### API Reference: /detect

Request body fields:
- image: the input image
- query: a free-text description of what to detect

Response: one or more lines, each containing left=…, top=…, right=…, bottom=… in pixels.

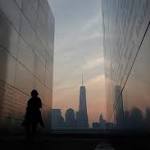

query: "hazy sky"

left=49, top=0, right=106, bottom=125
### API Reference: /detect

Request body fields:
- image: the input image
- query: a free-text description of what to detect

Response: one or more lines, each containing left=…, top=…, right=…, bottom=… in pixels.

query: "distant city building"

left=51, top=109, right=65, bottom=129
left=99, top=114, right=106, bottom=129
left=92, top=113, right=106, bottom=129
left=92, top=122, right=100, bottom=129
left=77, top=75, right=89, bottom=128
left=65, top=108, right=76, bottom=128
left=114, top=85, right=124, bottom=128
left=76, top=111, right=80, bottom=127
left=124, top=110, right=131, bottom=129
left=105, top=122, right=115, bottom=130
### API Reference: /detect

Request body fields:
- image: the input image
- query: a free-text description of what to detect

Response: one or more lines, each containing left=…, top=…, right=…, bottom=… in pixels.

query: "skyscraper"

left=65, top=108, right=76, bottom=128
left=77, top=75, right=89, bottom=128
left=51, top=109, right=65, bottom=129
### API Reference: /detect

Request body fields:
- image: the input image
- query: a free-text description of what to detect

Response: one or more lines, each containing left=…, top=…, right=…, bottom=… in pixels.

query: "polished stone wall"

left=0, top=0, right=54, bottom=130
left=102, top=0, right=150, bottom=129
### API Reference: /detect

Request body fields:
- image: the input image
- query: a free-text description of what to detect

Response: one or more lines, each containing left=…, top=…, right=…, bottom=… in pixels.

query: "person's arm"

left=39, top=98, right=42, bottom=108
left=26, top=100, right=30, bottom=110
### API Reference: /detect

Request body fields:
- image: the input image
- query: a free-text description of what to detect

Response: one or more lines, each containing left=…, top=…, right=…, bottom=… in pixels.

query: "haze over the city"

left=49, top=0, right=106, bottom=125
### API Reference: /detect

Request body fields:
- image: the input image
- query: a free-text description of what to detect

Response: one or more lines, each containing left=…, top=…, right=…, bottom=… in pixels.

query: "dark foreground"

left=0, top=131, right=150, bottom=150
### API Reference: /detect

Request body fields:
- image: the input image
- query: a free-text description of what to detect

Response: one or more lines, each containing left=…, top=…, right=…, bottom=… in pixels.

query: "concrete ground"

left=0, top=133, right=150, bottom=150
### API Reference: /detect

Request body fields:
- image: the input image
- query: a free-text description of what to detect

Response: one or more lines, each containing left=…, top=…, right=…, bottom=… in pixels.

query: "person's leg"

left=32, top=123, right=37, bottom=136
left=25, top=124, right=31, bottom=140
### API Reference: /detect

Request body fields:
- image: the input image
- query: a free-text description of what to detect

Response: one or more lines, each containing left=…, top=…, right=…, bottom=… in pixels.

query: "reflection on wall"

left=102, top=0, right=150, bottom=129
left=114, top=85, right=124, bottom=128
left=0, top=0, right=54, bottom=130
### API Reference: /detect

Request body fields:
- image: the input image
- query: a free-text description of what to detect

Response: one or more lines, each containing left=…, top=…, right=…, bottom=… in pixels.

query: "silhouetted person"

left=22, top=89, right=44, bottom=139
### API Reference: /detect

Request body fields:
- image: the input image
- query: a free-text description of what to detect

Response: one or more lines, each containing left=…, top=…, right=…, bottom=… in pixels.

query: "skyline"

left=49, top=0, right=107, bottom=125
left=51, top=107, right=108, bottom=129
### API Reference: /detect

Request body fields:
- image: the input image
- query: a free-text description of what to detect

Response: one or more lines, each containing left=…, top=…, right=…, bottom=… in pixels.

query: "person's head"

left=31, top=89, right=39, bottom=97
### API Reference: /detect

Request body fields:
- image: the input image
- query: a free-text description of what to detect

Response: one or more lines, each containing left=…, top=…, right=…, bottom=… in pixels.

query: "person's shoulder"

left=37, top=97, right=41, bottom=101
left=28, top=98, right=32, bottom=101
left=27, top=98, right=32, bottom=104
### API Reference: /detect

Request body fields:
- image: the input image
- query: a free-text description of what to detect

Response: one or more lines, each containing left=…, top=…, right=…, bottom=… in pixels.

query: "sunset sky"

left=49, top=0, right=106, bottom=125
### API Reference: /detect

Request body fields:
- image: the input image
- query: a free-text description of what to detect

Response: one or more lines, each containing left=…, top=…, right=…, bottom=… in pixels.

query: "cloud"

left=82, top=15, right=100, bottom=32
left=87, top=74, right=105, bottom=85
left=83, top=57, right=104, bottom=70
left=54, top=11, right=102, bottom=54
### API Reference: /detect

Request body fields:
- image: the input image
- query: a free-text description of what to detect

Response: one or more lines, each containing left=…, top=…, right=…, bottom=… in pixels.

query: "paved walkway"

left=0, top=134, right=149, bottom=150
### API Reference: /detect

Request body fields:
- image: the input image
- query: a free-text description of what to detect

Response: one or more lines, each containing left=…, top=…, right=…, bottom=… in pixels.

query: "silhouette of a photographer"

left=22, top=89, right=44, bottom=138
